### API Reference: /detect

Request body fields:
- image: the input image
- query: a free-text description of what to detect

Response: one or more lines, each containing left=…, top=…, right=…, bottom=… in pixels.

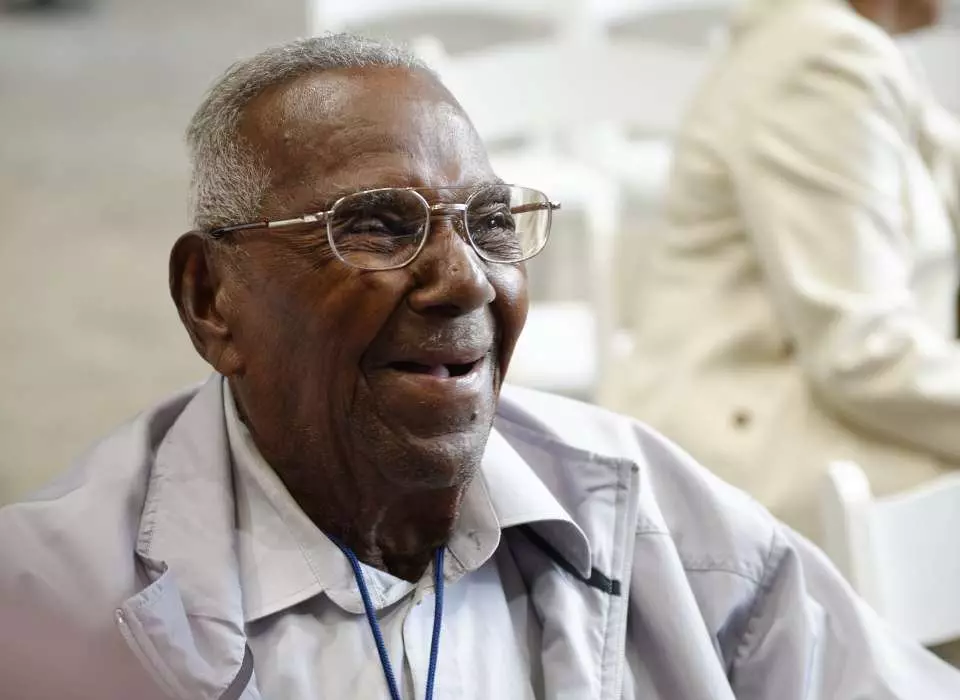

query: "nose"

left=406, top=215, right=496, bottom=317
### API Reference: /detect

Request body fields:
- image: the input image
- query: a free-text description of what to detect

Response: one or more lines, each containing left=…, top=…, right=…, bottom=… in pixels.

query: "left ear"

left=169, top=231, right=245, bottom=376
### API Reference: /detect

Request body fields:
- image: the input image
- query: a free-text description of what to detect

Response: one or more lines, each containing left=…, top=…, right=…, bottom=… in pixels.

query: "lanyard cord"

left=329, top=536, right=445, bottom=700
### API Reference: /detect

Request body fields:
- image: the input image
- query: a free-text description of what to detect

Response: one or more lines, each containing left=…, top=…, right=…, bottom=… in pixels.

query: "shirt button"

left=732, top=409, right=752, bottom=429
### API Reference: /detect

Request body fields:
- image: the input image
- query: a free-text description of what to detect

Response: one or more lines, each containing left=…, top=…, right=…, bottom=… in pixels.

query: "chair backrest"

left=437, top=38, right=701, bottom=392
left=822, top=461, right=960, bottom=646
left=436, top=39, right=708, bottom=144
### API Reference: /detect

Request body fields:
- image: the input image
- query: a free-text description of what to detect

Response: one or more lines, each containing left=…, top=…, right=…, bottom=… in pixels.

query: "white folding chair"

left=439, top=40, right=706, bottom=143
left=822, top=461, right=960, bottom=647
left=489, top=153, right=620, bottom=400
left=437, top=40, right=705, bottom=398
left=573, top=0, right=728, bottom=233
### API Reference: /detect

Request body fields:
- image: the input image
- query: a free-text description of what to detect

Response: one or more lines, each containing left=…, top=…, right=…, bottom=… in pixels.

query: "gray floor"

left=0, top=0, right=305, bottom=503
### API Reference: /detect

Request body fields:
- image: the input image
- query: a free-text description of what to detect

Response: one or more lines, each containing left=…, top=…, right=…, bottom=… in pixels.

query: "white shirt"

left=224, top=384, right=590, bottom=699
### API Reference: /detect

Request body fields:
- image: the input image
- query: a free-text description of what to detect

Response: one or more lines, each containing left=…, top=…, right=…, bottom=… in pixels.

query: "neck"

left=279, top=465, right=467, bottom=582
left=228, top=382, right=475, bottom=581
left=324, top=486, right=465, bottom=581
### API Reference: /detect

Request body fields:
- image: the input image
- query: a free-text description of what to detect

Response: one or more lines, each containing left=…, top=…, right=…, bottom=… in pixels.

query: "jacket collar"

left=122, top=376, right=251, bottom=700
left=492, top=402, right=642, bottom=699
left=223, top=377, right=591, bottom=623
left=119, top=375, right=640, bottom=700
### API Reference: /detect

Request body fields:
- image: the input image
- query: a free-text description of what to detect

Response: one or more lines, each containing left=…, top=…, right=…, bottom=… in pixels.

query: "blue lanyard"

left=329, top=536, right=445, bottom=700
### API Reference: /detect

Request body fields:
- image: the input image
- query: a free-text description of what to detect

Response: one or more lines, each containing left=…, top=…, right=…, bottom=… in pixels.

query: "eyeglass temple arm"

left=510, top=201, right=561, bottom=215
left=209, top=212, right=331, bottom=239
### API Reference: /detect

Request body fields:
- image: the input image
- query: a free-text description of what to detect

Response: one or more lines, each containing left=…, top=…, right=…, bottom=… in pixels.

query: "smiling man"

left=1, top=34, right=959, bottom=700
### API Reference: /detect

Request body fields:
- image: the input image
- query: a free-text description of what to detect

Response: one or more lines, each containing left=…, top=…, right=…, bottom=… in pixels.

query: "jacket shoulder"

left=0, top=384, right=199, bottom=588
left=631, top=420, right=782, bottom=584
left=743, top=2, right=914, bottom=95
left=496, top=383, right=650, bottom=463
left=496, top=384, right=781, bottom=582
left=751, top=2, right=903, bottom=59
left=4, top=383, right=197, bottom=506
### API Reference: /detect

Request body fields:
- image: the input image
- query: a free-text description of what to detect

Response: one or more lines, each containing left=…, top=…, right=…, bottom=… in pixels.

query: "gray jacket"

left=1, top=376, right=958, bottom=699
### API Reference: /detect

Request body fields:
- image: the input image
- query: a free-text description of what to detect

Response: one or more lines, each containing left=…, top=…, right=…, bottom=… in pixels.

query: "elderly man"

left=1, top=34, right=958, bottom=700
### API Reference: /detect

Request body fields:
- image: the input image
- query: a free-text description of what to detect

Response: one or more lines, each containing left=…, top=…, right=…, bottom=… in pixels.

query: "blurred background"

left=0, top=0, right=958, bottom=505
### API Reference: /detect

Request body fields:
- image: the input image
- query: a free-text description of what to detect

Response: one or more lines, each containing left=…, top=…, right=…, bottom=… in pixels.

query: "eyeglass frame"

left=205, top=184, right=561, bottom=271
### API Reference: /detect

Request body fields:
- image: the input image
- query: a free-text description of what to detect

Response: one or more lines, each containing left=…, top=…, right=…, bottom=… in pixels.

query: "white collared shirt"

left=224, top=384, right=589, bottom=699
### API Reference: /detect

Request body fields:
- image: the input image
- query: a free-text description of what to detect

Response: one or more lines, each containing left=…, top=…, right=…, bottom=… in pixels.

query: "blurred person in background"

left=3, top=32, right=960, bottom=700
left=603, top=0, right=959, bottom=555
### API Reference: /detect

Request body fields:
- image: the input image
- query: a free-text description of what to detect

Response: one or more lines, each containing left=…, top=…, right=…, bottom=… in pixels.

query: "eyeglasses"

left=207, top=184, right=560, bottom=271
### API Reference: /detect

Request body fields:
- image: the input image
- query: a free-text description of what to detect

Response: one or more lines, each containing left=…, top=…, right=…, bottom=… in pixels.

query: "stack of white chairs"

left=822, top=461, right=960, bottom=649
left=440, top=40, right=706, bottom=396
left=308, top=0, right=717, bottom=400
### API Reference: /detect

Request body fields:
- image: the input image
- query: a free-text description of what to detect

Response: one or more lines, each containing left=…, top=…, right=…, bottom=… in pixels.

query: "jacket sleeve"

left=731, top=24, right=960, bottom=461
left=920, top=99, right=960, bottom=241
left=900, top=38, right=960, bottom=241
left=730, top=529, right=960, bottom=699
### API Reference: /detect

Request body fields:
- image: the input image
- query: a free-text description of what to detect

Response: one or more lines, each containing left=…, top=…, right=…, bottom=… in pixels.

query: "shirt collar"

left=224, top=379, right=589, bottom=623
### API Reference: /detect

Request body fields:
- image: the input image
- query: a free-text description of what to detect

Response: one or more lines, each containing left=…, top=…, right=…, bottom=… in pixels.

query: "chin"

left=381, top=430, right=489, bottom=491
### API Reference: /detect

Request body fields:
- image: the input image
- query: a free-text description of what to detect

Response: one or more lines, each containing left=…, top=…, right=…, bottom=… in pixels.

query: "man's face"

left=206, top=66, right=528, bottom=499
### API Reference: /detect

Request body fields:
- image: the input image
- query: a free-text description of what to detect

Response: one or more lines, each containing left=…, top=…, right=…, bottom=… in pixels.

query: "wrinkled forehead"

left=239, top=66, right=494, bottom=210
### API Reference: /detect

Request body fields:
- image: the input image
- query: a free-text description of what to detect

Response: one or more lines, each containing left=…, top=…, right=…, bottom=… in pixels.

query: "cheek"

left=235, top=256, right=409, bottom=386
left=489, top=265, right=529, bottom=369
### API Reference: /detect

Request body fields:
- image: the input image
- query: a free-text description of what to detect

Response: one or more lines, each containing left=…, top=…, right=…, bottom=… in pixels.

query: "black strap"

left=219, top=644, right=255, bottom=700
left=518, top=525, right=622, bottom=597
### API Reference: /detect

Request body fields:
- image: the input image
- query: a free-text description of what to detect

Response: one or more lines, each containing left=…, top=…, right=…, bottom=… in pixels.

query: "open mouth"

left=388, top=359, right=479, bottom=379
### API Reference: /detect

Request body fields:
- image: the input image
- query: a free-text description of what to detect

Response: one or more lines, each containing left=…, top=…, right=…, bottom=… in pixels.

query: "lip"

left=384, top=352, right=487, bottom=382
left=371, top=353, right=492, bottom=401
left=383, top=348, right=486, bottom=375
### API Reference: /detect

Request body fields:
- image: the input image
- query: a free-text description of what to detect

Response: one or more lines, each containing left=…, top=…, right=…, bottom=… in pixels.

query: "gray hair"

left=186, top=34, right=432, bottom=231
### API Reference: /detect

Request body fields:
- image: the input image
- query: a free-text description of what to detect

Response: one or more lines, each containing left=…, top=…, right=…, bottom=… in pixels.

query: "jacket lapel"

left=114, top=377, right=644, bottom=700
left=497, top=419, right=641, bottom=700
left=117, top=376, right=260, bottom=699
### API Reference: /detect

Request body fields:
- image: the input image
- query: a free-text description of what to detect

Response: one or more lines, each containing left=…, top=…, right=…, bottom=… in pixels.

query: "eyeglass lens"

left=328, top=186, right=550, bottom=270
